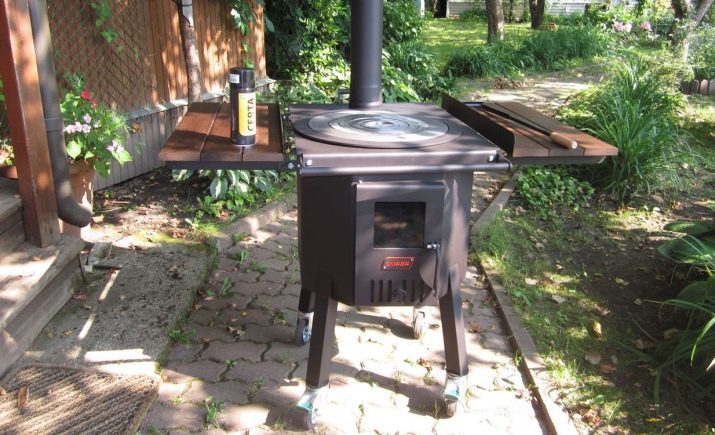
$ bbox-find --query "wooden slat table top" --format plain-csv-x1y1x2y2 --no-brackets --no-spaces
490,101,618,157
159,102,288,170
440,94,618,165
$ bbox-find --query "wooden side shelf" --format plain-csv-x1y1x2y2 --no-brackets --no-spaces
442,95,618,165
159,102,291,170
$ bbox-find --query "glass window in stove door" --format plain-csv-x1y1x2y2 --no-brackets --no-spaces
374,202,425,248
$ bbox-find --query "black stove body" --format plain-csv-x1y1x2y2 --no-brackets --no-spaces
289,98,509,425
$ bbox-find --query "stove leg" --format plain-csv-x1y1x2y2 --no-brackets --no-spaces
439,265,468,417
295,288,316,346
293,277,338,429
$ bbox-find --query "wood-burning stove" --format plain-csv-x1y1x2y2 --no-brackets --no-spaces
159,0,618,429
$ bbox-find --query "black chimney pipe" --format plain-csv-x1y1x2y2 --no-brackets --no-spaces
349,0,383,109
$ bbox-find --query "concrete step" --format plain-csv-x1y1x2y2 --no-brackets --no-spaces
0,178,25,254
0,235,85,377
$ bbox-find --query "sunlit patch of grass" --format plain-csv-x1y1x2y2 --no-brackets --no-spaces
423,18,531,70
470,208,709,432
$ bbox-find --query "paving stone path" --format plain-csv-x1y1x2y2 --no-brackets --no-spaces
141,194,546,433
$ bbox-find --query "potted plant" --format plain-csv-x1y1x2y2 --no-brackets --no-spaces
61,73,133,178
59,73,134,235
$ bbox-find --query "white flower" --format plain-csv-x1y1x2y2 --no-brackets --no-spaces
83,114,92,123
81,124,92,134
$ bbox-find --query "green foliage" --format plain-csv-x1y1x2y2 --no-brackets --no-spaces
689,24,715,80
203,396,223,428
384,42,454,100
517,26,612,70
559,54,686,202
459,7,488,21
90,0,118,44
515,167,594,219
445,40,523,78
60,74,134,177
445,25,611,78
225,0,274,36
383,0,424,45
173,168,291,222
265,0,446,103
646,204,715,404
659,203,715,272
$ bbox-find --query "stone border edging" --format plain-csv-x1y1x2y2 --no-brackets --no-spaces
472,171,580,435
210,193,297,253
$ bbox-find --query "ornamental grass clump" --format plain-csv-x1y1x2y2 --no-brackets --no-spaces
60,74,133,177
559,54,686,203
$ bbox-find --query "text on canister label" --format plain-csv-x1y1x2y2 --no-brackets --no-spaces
239,93,256,136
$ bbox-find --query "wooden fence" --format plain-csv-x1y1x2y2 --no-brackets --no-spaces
45,0,266,189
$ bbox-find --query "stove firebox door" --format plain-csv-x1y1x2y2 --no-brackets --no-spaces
354,180,445,306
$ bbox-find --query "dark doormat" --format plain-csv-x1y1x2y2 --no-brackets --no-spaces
0,365,160,434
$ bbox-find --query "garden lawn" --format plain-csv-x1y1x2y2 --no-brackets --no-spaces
423,18,531,70
472,96,715,433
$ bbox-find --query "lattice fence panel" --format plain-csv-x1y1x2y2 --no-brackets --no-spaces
48,0,155,111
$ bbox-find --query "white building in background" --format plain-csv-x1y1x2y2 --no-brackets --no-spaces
444,0,635,18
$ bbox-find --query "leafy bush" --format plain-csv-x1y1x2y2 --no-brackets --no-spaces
517,26,611,70
445,40,523,78
459,7,487,21
689,24,715,80
515,167,594,218
559,54,686,202
445,25,612,78
385,41,454,100
383,0,424,45
647,203,715,403
173,169,293,222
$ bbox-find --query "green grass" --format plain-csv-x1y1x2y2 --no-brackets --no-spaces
423,18,531,70
472,208,711,433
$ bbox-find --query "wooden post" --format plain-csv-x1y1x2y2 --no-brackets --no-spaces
0,0,60,246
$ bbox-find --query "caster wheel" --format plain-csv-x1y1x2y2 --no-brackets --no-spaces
295,317,311,346
445,400,458,417
299,407,317,430
412,311,425,339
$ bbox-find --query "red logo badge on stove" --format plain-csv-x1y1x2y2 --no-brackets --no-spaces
381,257,415,271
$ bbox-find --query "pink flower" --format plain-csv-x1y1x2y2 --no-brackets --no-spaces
81,90,90,100
81,124,91,134
83,114,92,123
640,21,652,31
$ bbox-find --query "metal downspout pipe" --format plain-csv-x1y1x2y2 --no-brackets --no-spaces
27,0,92,227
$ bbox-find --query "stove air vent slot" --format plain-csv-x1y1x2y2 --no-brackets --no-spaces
369,280,429,304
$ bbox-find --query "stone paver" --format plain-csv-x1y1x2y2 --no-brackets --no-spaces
143,196,549,434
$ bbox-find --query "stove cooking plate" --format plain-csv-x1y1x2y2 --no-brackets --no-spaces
307,110,448,147
294,108,459,149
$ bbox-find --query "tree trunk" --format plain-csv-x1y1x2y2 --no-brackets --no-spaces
529,0,545,29
693,0,714,26
485,0,505,43
178,0,203,103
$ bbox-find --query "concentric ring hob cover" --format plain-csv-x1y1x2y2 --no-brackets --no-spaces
290,103,502,171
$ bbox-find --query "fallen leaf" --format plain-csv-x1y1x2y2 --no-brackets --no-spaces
71,293,88,301
663,328,679,340
418,358,432,368
92,215,105,223
17,385,29,409
555,263,564,270
634,298,642,306
611,355,619,364
600,363,616,374
551,295,567,304
469,321,481,333
585,351,602,365
0,387,5,396
32,256,42,261
525,277,539,286
614,277,629,286
634,338,655,350
592,321,603,338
